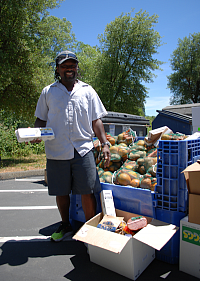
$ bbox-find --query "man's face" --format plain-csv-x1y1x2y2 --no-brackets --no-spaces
57,59,78,83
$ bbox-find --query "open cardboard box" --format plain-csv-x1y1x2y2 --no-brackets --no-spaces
144,126,173,146
73,209,178,280
182,161,200,224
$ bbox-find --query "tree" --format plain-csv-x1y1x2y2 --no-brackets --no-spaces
0,0,75,122
167,33,200,105
89,9,163,115
75,42,101,86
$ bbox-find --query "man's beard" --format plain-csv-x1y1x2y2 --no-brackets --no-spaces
63,71,76,82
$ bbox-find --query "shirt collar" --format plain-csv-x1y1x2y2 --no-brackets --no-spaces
52,80,88,94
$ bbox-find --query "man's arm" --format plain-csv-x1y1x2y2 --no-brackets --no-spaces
34,118,46,128
92,119,111,167
28,118,47,144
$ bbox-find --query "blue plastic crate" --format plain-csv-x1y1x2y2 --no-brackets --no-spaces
69,183,157,222
155,208,186,264
69,194,85,222
155,138,200,212
69,192,102,222
101,183,156,218
136,136,145,141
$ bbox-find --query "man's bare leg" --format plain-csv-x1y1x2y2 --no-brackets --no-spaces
56,195,70,223
81,193,96,221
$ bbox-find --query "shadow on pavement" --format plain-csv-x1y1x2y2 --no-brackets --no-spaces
39,221,61,236
32,180,47,186
0,238,197,281
0,239,81,266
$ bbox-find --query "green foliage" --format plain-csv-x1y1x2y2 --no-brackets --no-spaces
0,110,45,157
75,42,101,85
88,9,163,115
167,32,200,104
0,3,163,121
0,123,45,158
146,115,155,133
0,0,75,122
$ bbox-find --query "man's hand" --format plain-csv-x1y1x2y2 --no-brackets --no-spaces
25,127,42,144
25,118,46,144
102,145,111,168
30,138,42,144
25,138,42,145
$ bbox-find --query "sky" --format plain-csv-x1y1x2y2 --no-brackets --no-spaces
49,0,200,116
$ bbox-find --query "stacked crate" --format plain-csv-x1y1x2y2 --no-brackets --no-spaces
154,138,200,264
69,137,200,264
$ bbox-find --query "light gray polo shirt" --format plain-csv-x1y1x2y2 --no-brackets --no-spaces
35,80,107,160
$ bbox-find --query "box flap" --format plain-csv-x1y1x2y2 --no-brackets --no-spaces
182,162,200,173
146,126,173,145
182,162,200,194
73,224,130,254
133,219,178,250
73,210,178,253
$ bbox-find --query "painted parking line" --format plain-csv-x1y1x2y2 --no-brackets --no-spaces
0,206,57,210
0,236,74,243
0,189,48,192
15,179,44,181
0,236,51,242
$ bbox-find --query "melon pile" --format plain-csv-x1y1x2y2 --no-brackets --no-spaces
93,130,157,191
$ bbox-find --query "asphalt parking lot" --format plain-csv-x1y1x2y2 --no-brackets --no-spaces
0,174,199,281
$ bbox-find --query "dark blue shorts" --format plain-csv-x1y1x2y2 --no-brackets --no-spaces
46,149,101,196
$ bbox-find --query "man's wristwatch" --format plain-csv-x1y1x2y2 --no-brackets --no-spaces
101,141,110,147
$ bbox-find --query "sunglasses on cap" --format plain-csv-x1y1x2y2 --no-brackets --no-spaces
58,53,77,59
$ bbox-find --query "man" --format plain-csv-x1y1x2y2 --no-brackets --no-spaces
34,50,111,242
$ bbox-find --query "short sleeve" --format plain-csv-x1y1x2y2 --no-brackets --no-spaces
34,87,49,121
90,86,107,120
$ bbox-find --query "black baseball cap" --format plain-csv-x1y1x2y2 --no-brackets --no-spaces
56,50,79,65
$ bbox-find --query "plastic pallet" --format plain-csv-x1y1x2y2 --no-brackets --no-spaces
69,183,157,222
155,138,200,212
69,193,102,222
101,183,156,218
155,208,186,264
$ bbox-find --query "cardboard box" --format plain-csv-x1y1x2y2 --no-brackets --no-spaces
15,127,55,142
182,162,200,224
100,190,116,217
182,162,200,194
179,216,200,279
188,194,200,225
73,209,178,280
144,126,173,146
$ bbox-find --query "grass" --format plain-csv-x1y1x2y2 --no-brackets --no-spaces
0,154,46,173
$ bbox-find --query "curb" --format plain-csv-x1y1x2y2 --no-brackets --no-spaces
0,169,45,180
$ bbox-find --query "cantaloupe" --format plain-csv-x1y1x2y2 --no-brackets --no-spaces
125,165,134,170
137,140,145,146
127,170,140,179
118,143,127,147
118,147,129,157
140,178,151,189
130,178,140,188
107,137,115,145
110,146,119,154
117,133,124,142
102,171,113,177
117,173,131,186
